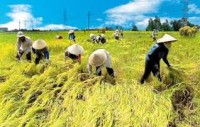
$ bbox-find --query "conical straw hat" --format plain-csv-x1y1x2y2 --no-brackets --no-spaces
67,44,84,55
157,34,177,43
17,31,25,37
32,39,47,50
68,30,75,34
89,49,107,67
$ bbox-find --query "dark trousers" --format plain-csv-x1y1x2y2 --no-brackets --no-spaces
115,36,119,40
16,51,31,61
100,38,106,44
96,66,115,77
35,54,42,64
140,56,161,84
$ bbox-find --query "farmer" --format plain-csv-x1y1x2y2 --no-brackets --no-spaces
90,34,106,44
99,34,106,44
55,35,63,39
32,39,50,65
140,34,177,84
16,31,32,61
87,49,114,77
65,44,84,63
68,30,76,42
113,30,120,40
90,33,97,43
151,29,158,41
119,29,124,37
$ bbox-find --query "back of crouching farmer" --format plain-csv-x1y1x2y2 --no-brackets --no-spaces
32,39,50,65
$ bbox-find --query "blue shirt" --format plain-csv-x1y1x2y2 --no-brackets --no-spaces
147,43,170,66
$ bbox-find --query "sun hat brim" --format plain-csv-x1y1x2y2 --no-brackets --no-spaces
17,31,25,38
68,30,75,34
67,44,84,55
89,49,107,67
32,39,47,50
157,34,177,43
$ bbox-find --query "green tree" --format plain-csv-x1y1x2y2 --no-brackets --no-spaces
170,20,182,31
132,25,138,31
153,16,162,30
161,20,172,31
146,18,154,31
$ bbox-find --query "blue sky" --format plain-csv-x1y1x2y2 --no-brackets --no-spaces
0,0,200,30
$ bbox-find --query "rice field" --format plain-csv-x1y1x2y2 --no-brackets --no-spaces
0,31,200,127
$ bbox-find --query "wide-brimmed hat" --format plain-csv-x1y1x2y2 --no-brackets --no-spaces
67,44,84,55
89,49,107,67
68,30,75,34
157,34,177,43
33,39,47,50
17,31,25,38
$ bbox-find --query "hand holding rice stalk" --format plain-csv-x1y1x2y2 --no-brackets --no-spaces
167,64,185,73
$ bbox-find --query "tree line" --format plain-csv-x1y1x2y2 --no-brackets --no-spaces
132,16,199,31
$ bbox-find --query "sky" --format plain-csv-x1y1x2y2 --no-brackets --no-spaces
0,0,200,30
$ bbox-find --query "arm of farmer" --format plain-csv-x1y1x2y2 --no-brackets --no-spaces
77,54,81,63
162,51,171,67
16,40,21,53
28,39,33,48
45,50,50,64
87,64,92,74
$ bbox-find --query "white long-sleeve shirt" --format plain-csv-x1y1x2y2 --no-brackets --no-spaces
17,36,32,54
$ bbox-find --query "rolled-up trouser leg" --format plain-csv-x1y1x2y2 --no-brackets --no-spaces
140,57,153,84
26,52,31,61
106,67,114,77
96,66,102,76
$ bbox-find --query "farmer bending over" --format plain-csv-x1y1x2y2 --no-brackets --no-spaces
65,44,84,63
99,34,106,44
87,49,114,77
113,30,120,40
32,39,50,65
68,30,76,42
16,31,32,61
140,34,177,84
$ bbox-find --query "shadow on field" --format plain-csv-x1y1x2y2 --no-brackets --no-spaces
0,75,7,83
167,86,195,127
78,73,116,86
78,73,99,86
23,64,47,77
28,90,43,104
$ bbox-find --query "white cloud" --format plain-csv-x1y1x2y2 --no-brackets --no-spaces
106,0,161,15
0,4,77,31
104,0,184,29
188,16,200,25
36,24,77,30
188,4,200,14
0,4,42,30
105,0,163,28
135,18,149,30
